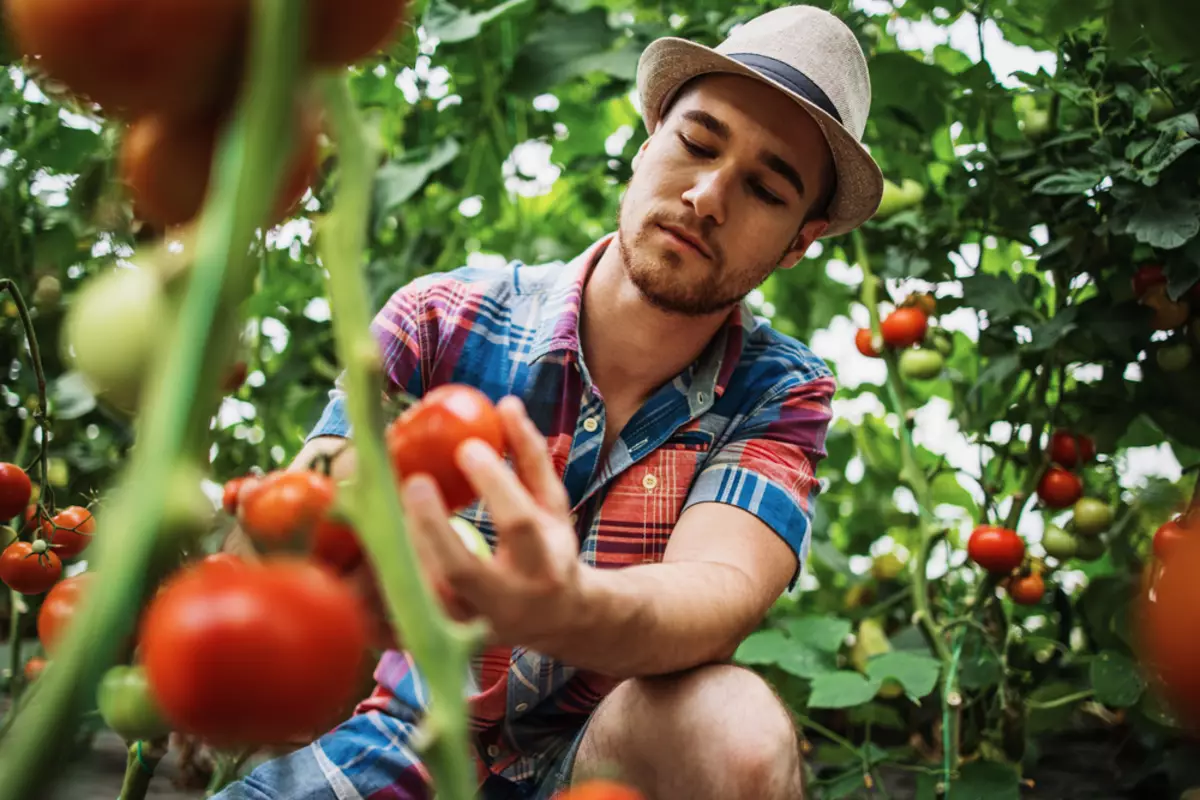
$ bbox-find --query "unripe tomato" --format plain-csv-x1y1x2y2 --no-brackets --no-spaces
1007,573,1045,605
1037,467,1083,509
1074,535,1106,562
386,384,507,512
855,328,880,358
870,552,904,581
38,573,91,656
925,328,954,357
120,102,320,229
1156,342,1193,372
0,540,62,594
1072,497,1113,537
1047,430,1095,468
1041,526,1078,560
32,275,62,310
880,307,928,349
898,348,944,380
5,0,245,120
0,463,32,520
307,0,410,67
139,557,370,747
97,665,173,743
967,525,1025,575
48,505,95,560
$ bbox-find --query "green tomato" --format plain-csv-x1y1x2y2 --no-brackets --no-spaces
899,348,945,381
33,275,62,310
1072,498,1113,537
874,178,925,219
924,328,954,358
1041,526,1078,560
1074,535,1106,562
97,665,172,743
1156,342,1193,372
1148,89,1175,121
449,516,492,560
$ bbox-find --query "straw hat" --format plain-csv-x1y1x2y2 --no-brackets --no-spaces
636,5,884,237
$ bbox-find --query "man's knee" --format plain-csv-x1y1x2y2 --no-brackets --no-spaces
579,663,802,798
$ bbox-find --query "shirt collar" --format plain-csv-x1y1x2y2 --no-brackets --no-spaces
528,233,748,402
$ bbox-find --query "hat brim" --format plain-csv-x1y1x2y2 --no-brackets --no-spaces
636,37,883,238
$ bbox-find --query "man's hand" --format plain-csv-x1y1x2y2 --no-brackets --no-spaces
400,396,583,649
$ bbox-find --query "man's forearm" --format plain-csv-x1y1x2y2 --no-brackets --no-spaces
530,560,767,680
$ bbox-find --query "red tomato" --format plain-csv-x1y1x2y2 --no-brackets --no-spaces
1047,430,1095,468
307,0,410,67
1132,264,1167,299
222,361,248,393
0,463,33,520
386,384,507,511
23,656,47,683
221,475,259,516
967,525,1025,575
49,505,95,560
1139,535,1200,732
854,328,880,357
0,541,62,595
5,0,246,120
1037,467,1084,509
552,780,647,800
312,518,364,573
199,552,245,571
238,471,334,547
139,557,370,747
22,505,53,538
1154,518,1194,561
1007,572,1045,605
38,573,91,656
880,307,928,349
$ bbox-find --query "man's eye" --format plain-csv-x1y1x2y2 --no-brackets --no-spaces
751,182,784,205
678,135,714,158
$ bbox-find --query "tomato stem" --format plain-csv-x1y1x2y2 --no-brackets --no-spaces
0,1,307,796
118,739,166,800
315,74,477,800
0,280,51,521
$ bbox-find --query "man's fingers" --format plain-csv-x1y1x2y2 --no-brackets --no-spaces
497,396,571,517
401,475,492,597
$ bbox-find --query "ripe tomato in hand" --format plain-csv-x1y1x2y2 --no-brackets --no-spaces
0,541,62,595
49,505,95,559
1048,430,1095,468
139,557,369,747
967,525,1025,575
880,307,928,349
0,463,32,520
307,0,410,67
1037,467,1083,509
1007,572,1045,605
552,780,647,800
386,384,507,511
5,0,245,120
1154,517,1195,561
855,328,880,357
119,103,319,228
1139,535,1200,732
38,572,91,656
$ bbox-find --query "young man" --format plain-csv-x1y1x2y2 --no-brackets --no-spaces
217,5,882,799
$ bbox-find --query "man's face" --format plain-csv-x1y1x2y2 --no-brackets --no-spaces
617,73,835,317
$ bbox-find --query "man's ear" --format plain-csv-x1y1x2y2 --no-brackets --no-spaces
631,134,653,172
778,218,830,269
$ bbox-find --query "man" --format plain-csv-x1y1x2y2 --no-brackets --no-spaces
217,5,882,799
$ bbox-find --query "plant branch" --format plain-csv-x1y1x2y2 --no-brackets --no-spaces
1026,689,1094,710
118,739,166,800
0,280,50,509
316,75,476,800
1003,366,1053,532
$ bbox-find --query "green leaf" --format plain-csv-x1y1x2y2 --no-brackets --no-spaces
1090,650,1146,707
1032,168,1103,195
961,274,1034,322
372,139,461,229
869,52,954,133
865,651,941,702
847,703,908,730
1028,306,1080,351
1121,195,1200,250
31,125,101,175
423,0,532,44
734,630,837,679
50,372,97,421
959,649,1004,690
780,615,851,653
508,10,636,96
808,671,883,709
918,760,1021,800
930,471,979,515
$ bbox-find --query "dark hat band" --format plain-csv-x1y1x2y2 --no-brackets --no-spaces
727,53,842,125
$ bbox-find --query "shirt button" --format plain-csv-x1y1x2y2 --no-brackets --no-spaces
697,392,706,404
515,702,528,712
642,473,658,490
487,745,500,757
583,417,599,433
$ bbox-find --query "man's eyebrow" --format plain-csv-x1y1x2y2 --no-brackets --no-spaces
760,151,806,199
681,109,731,140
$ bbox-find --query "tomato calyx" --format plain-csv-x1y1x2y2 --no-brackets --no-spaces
0,539,63,595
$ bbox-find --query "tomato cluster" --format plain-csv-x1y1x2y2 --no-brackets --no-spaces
857,294,954,384
965,526,1050,605
1131,264,1200,373
6,0,409,230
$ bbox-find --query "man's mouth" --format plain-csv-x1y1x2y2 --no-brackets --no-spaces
656,224,712,260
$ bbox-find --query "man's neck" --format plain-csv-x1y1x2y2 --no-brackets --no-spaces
579,234,731,409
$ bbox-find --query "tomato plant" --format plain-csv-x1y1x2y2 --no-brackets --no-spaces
48,505,94,560
1037,467,1084,509
386,384,507,511
0,540,61,594
0,463,32,520
967,525,1025,575
879,307,928,349
139,557,370,747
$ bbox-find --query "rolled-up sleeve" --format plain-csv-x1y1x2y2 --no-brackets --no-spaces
681,374,835,580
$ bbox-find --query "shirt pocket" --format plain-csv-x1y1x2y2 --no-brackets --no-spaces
590,445,708,568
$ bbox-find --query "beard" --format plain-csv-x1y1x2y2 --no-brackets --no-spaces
616,196,787,317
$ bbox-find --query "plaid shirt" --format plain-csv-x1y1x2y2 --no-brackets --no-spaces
306,233,836,790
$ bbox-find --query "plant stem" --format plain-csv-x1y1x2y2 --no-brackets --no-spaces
316,75,477,800
0,2,305,797
1003,366,1053,532
118,740,166,800
0,280,50,513
1026,689,1094,710
793,711,861,758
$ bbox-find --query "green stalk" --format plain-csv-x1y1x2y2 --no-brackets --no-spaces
118,740,166,800
0,3,305,797
316,75,477,800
